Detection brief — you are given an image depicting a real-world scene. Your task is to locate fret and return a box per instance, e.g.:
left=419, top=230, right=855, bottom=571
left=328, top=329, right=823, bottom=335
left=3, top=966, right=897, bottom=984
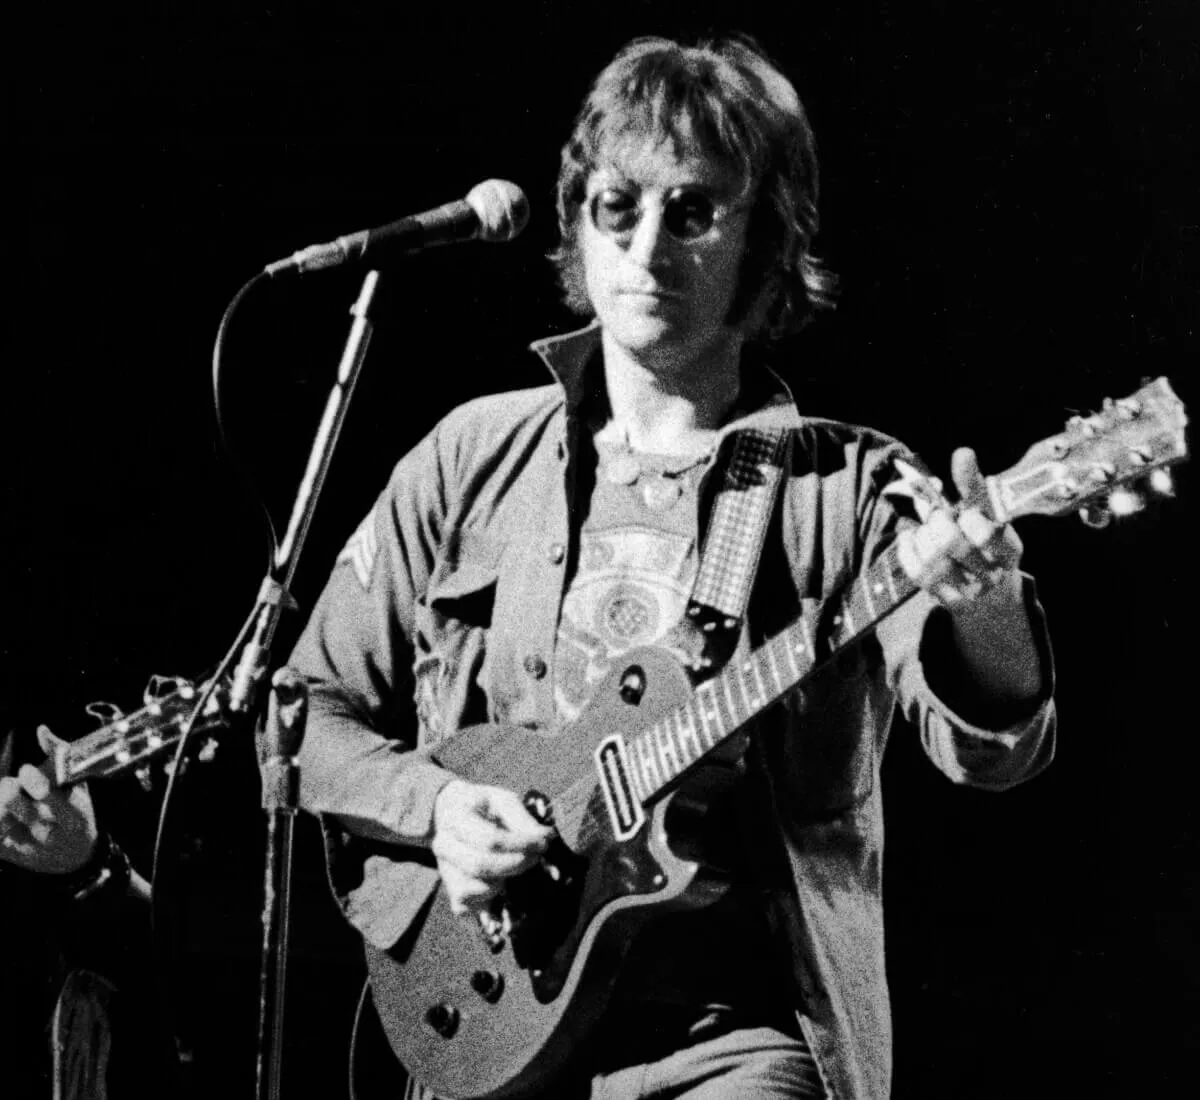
left=693, top=681, right=726, bottom=749
left=631, top=731, right=663, bottom=794
left=763, top=636, right=786, bottom=696
left=672, top=706, right=705, bottom=765
left=784, top=618, right=813, bottom=677
left=891, top=548, right=913, bottom=599
left=652, top=720, right=683, bottom=781
left=860, top=574, right=877, bottom=621
left=848, top=589, right=866, bottom=635
left=780, top=630, right=809, bottom=685
left=798, top=616, right=815, bottom=658
left=780, top=628, right=804, bottom=680
left=623, top=745, right=647, bottom=803
left=830, top=601, right=855, bottom=648
left=870, top=576, right=888, bottom=615
left=719, top=669, right=743, bottom=731
left=882, top=550, right=901, bottom=604
left=734, top=660, right=760, bottom=714
left=747, top=656, right=770, bottom=711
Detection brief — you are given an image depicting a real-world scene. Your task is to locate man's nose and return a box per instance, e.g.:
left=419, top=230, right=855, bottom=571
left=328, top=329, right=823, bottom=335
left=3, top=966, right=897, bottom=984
left=625, top=204, right=672, bottom=267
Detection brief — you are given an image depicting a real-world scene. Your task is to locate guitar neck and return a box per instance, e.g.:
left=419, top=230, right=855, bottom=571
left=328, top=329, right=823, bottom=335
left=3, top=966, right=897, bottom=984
left=54, top=679, right=227, bottom=787
left=623, top=542, right=920, bottom=805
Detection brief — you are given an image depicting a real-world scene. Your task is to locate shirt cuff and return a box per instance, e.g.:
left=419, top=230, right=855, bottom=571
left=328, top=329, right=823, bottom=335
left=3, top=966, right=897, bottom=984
left=919, top=573, right=1056, bottom=731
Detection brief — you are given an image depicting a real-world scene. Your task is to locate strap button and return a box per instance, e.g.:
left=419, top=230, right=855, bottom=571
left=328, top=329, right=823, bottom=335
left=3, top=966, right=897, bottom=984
left=548, top=542, right=565, bottom=564
left=523, top=654, right=547, bottom=680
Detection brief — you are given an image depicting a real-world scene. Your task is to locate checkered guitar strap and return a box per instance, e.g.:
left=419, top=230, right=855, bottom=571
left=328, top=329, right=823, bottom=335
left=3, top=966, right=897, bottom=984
left=687, top=427, right=789, bottom=630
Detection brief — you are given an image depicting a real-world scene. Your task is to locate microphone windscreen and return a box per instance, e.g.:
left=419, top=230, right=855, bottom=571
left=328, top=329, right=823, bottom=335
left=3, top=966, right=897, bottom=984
left=466, top=179, right=530, bottom=243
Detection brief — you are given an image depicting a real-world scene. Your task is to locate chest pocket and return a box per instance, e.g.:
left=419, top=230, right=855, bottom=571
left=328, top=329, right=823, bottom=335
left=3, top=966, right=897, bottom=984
left=411, top=533, right=503, bottom=749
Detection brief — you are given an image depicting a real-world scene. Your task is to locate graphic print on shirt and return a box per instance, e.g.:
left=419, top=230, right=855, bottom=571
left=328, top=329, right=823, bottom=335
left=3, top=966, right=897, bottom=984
left=554, top=525, right=696, bottom=725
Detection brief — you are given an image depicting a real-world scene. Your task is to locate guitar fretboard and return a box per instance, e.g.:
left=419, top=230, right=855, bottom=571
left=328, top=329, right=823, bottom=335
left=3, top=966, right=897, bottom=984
left=616, top=541, right=919, bottom=806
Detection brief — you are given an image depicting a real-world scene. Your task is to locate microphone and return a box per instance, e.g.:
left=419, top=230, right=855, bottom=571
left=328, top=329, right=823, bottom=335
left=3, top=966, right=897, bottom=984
left=264, top=179, right=529, bottom=277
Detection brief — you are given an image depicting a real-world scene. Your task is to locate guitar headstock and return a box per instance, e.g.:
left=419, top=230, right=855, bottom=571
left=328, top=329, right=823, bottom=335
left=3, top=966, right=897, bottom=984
left=986, top=377, right=1188, bottom=526
left=53, top=675, right=231, bottom=788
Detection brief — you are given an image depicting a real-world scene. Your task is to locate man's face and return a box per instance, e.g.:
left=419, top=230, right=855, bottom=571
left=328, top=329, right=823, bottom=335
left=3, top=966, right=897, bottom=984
left=579, top=138, right=752, bottom=369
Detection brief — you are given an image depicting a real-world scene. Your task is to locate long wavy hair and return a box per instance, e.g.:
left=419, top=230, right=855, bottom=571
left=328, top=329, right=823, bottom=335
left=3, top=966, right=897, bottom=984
left=549, top=34, right=836, bottom=342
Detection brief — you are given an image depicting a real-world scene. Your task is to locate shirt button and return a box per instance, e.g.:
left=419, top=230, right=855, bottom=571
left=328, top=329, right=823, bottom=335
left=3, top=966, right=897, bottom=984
left=548, top=542, right=565, bottom=564
left=523, top=654, right=547, bottom=680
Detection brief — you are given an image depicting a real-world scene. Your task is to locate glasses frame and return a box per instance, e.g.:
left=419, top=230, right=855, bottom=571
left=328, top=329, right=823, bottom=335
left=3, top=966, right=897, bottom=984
left=585, top=185, right=752, bottom=245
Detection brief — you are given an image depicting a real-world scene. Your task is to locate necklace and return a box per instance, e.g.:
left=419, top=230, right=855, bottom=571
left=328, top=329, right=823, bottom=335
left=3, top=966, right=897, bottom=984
left=596, top=429, right=715, bottom=512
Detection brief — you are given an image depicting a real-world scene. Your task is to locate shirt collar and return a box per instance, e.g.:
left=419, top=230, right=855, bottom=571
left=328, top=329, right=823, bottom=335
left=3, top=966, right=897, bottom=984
left=527, top=322, right=804, bottom=437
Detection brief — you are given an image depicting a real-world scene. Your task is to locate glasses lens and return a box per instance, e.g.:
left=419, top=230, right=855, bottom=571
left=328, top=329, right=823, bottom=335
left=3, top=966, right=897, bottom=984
left=663, top=192, right=716, bottom=239
left=588, top=188, right=721, bottom=241
left=590, top=190, right=639, bottom=236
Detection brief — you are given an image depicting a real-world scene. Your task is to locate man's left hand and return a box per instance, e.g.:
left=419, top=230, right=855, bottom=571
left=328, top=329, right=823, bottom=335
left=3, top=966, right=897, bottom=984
left=897, top=447, right=1024, bottom=610
left=0, top=725, right=99, bottom=875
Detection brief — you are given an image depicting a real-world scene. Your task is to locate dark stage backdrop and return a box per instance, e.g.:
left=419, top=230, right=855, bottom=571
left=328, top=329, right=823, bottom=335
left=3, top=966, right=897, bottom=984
left=3, top=2, right=1196, bottom=1098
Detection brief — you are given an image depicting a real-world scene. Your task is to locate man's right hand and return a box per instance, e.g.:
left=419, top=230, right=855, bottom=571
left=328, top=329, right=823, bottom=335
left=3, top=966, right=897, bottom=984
left=431, top=778, right=553, bottom=917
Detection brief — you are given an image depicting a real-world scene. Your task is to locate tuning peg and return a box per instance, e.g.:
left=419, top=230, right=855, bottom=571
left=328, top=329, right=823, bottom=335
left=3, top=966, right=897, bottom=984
left=134, top=765, right=154, bottom=792
left=1149, top=468, right=1175, bottom=497
left=1102, top=395, right=1142, bottom=420
left=197, top=738, right=219, bottom=763
left=85, top=700, right=124, bottom=724
left=1067, top=413, right=1105, bottom=438
left=1079, top=503, right=1112, bottom=528
left=1108, top=485, right=1145, bottom=516
left=144, top=674, right=190, bottom=704
left=1086, top=461, right=1117, bottom=487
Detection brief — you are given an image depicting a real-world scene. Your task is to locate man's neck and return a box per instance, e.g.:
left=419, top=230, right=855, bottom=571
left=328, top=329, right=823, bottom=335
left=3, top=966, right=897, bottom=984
left=597, top=328, right=744, bottom=455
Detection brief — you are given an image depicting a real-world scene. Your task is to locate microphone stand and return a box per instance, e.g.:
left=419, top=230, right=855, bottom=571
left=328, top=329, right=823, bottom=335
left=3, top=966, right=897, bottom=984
left=256, top=668, right=308, bottom=1100
left=228, top=268, right=383, bottom=1097
left=228, top=267, right=383, bottom=716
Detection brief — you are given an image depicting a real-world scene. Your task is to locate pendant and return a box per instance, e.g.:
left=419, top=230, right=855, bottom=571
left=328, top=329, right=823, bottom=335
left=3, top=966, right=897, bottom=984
left=602, top=453, right=641, bottom=485
left=641, top=475, right=682, bottom=511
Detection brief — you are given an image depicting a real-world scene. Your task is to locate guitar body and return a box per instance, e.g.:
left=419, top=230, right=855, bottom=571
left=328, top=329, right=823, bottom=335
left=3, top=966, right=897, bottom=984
left=365, top=645, right=731, bottom=1100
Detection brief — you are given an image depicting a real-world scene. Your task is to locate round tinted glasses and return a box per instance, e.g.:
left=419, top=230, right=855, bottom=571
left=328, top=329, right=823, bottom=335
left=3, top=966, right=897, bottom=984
left=587, top=187, right=749, bottom=243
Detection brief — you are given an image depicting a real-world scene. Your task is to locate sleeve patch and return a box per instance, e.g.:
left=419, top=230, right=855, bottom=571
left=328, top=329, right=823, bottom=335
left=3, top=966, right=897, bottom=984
left=337, top=507, right=380, bottom=590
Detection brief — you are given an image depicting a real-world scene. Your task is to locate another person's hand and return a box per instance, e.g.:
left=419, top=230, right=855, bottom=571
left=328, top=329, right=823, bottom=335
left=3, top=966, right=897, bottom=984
left=0, top=725, right=99, bottom=875
left=431, top=778, right=553, bottom=917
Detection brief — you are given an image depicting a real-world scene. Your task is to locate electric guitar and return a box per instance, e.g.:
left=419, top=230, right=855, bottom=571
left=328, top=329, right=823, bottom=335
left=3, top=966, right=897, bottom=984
left=364, top=378, right=1188, bottom=1100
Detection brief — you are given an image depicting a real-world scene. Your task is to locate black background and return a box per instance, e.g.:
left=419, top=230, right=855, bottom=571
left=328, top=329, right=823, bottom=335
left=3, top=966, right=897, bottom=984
left=2, top=2, right=1197, bottom=1097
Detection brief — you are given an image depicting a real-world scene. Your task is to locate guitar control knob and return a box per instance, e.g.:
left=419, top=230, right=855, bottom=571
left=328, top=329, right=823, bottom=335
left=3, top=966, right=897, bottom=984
left=523, top=791, right=553, bottom=825
left=425, top=1003, right=460, bottom=1038
left=619, top=666, right=646, bottom=705
left=470, top=969, right=505, bottom=1003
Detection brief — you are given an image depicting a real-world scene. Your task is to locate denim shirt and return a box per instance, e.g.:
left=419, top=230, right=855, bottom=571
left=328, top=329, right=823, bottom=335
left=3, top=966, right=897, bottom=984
left=288, top=324, right=1056, bottom=1100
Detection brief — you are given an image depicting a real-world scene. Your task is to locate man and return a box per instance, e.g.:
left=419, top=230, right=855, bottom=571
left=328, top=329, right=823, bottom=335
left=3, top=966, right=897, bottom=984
left=1, top=723, right=161, bottom=1098
left=290, top=34, right=1055, bottom=1099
